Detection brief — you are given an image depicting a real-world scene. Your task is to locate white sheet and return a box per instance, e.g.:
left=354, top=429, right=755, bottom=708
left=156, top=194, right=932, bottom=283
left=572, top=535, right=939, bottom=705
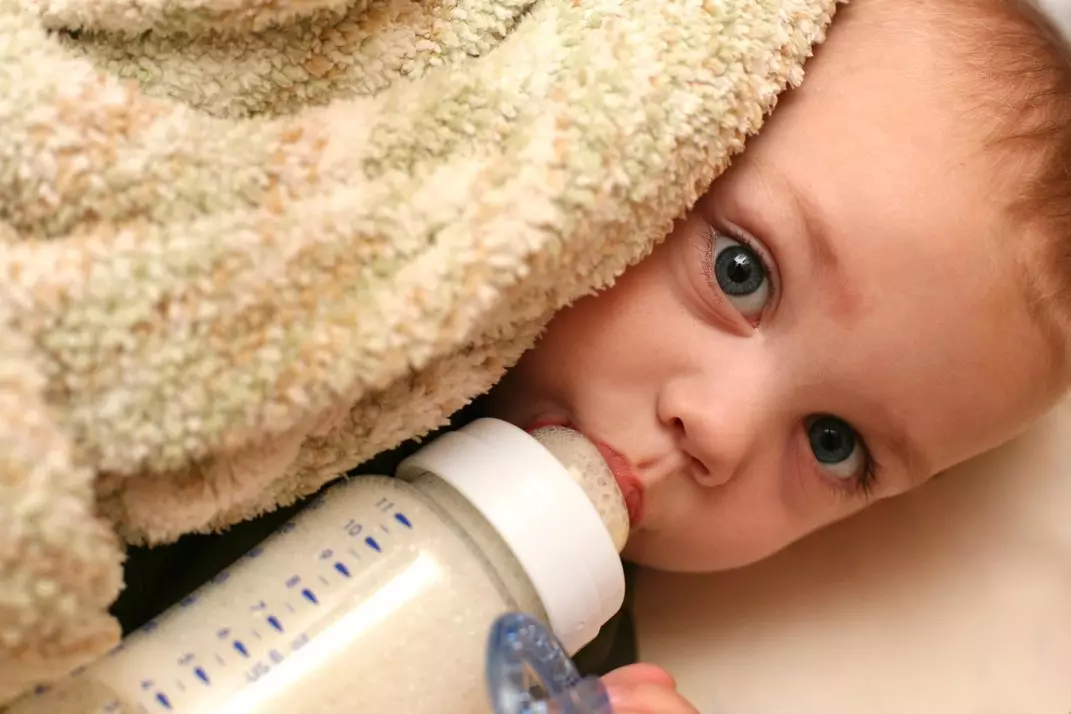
left=1039, top=0, right=1071, bottom=33
left=634, top=398, right=1071, bottom=713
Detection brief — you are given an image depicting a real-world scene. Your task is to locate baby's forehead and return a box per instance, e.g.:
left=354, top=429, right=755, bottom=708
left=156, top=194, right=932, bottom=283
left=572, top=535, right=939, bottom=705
left=788, top=0, right=1067, bottom=290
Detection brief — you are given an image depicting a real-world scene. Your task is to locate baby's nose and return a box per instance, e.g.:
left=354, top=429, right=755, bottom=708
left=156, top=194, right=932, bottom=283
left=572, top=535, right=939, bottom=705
left=656, top=380, right=768, bottom=488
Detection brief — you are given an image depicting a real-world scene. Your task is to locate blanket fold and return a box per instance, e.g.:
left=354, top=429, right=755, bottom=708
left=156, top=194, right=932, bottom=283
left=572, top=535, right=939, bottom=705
left=0, top=0, right=837, bottom=704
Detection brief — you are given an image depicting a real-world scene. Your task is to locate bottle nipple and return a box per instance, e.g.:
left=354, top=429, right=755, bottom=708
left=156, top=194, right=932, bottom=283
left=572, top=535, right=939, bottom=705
left=530, top=426, right=630, bottom=553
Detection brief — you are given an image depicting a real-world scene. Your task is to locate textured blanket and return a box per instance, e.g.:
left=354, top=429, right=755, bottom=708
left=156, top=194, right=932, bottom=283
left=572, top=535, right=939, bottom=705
left=0, top=0, right=837, bottom=703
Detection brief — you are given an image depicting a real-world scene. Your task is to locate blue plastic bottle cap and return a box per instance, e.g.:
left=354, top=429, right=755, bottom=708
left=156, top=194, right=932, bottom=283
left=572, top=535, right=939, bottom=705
left=486, top=612, right=612, bottom=714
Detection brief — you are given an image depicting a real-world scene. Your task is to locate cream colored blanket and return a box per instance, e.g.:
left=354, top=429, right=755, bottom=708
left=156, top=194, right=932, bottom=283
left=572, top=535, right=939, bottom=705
left=0, top=0, right=837, bottom=703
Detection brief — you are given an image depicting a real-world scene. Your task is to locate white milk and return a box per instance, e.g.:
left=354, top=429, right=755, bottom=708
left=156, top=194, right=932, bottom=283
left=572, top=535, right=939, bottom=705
left=7, top=420, right=627, bottom=714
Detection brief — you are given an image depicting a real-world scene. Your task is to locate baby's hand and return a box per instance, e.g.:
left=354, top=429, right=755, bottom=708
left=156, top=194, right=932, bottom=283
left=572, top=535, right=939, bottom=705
left=601, top=663, right=699, bottom=714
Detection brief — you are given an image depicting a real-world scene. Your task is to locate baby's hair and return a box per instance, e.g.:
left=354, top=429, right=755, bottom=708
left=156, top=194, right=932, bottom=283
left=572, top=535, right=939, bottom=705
left=955, top=0, right=1071, bottom=390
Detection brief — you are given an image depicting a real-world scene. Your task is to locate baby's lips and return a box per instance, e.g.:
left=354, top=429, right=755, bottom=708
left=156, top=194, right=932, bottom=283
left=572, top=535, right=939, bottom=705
left=523, top=418, right=645, bottom=526
left=525, top=418, right=569, bottom=433
left=591, top=440, right=646, bottom=527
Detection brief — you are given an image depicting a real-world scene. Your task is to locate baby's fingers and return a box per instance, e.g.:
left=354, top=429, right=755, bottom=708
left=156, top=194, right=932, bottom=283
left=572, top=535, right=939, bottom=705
left=602, top=665, right=699, bottom=714
left=607, top=682, right=700, bottom=714
left=602, top=663, right=677, bottom=691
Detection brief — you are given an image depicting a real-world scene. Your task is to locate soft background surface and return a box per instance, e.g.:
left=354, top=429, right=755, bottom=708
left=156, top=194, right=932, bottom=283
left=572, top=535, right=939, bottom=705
left=0, top=0, right=838, bottom=704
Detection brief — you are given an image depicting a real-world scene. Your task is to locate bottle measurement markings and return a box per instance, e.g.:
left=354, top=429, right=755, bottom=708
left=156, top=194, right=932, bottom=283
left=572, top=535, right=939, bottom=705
left=94, top=507, right=415, bottom=712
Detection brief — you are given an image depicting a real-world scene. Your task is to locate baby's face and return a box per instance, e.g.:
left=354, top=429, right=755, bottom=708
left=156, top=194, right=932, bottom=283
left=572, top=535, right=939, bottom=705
left=489, top=3, right=1059, bottom=571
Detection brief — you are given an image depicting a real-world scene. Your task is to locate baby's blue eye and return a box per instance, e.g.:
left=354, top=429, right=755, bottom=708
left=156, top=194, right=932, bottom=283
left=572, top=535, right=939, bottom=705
left=808, top=416, right=865, bottom=481
left=810, top=417, right=854, bottom=462
left=712, top=235, right=771, bottom=318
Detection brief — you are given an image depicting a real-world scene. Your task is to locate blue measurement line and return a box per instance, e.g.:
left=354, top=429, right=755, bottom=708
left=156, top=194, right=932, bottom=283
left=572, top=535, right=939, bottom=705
left=194, top=667, right=210, bottom=685
left=234, top=641, right=249, bottom=658
left=155, top=692, right=172, bottom=710
left=365, top=537, right=381, bottom=552
left=302, top=588, right=319, bottom=604
left=395, top=513, right=412, bottom=528
left=267, top=616, right=284, bottom=632
left=334, top=562, right=351, bottom=577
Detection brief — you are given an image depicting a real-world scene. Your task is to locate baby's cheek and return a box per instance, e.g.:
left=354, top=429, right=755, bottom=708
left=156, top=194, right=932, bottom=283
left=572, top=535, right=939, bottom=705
left=646, top=486, right=869, bottom=571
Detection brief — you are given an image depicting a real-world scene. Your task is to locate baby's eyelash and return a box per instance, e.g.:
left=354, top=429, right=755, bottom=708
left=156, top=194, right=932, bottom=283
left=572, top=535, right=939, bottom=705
left=697, top=223, right=778, bottom=328
left=699, top=224, right=776, bottom=291
left=854, top=458, right=880, bottom=499
left=827, top=449, right=881, bottom=502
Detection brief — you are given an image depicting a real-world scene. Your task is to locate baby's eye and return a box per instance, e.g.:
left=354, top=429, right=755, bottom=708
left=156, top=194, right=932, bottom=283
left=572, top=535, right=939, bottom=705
left=807, top=415, right=868, bottom=484
left=711, top=234, right=772, bottom=320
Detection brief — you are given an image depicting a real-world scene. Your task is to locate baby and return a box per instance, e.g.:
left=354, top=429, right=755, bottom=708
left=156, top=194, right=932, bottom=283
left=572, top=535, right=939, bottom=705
left=488, top=0, right=1071, bottom=710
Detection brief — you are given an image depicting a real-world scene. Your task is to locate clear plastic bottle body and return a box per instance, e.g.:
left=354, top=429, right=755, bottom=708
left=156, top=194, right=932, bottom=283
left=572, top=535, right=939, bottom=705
left=8, top=474, right=546, bottom=714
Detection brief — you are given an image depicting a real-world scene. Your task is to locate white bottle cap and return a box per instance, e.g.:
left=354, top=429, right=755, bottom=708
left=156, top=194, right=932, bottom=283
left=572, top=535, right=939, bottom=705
left=397, top=418, right=625, bottom=655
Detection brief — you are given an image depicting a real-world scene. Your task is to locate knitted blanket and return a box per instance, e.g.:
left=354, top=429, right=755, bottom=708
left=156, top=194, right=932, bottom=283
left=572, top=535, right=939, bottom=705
left=0, top=0, right=837, bottom=703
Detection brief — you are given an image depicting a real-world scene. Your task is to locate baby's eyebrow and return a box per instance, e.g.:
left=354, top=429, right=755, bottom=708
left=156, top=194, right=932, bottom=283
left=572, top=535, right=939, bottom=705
left=745, top=155, right=865, bottom=323
left=750, top=156, right=843, bottom=279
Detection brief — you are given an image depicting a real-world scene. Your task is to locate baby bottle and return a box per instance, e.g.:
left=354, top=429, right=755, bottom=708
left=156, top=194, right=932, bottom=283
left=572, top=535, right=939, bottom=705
left=7, top=419, right=630, bottom=714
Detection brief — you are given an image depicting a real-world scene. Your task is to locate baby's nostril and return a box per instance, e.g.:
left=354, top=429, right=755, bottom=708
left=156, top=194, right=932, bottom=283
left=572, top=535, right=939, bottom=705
left=690, top=455, right=710, bottom=478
